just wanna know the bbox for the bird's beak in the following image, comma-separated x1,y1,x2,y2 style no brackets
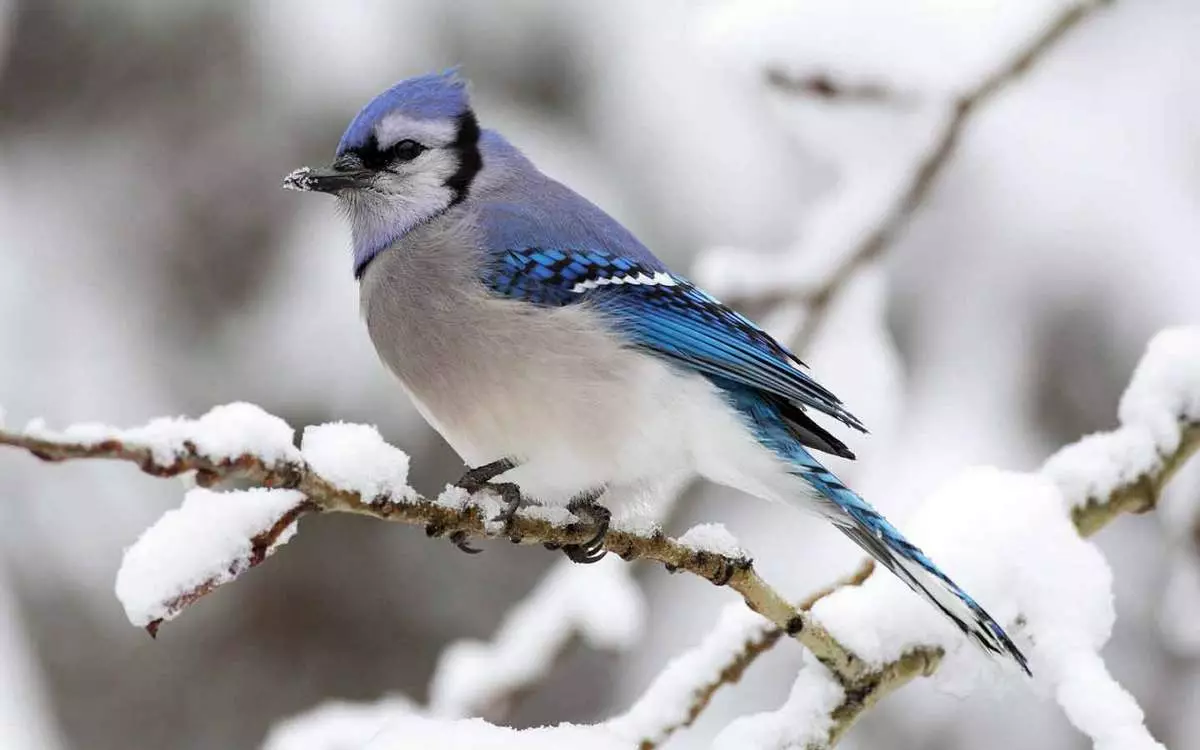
282,163,371,194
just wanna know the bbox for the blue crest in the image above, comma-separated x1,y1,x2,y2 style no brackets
337,67,470,155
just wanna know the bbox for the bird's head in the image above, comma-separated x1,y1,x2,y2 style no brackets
284,68,483,270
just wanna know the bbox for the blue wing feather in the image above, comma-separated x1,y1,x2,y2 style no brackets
480,244,865,435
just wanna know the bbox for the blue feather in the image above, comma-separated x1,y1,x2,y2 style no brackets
479,244,864,433
722,381,1030,674
338,67,469,155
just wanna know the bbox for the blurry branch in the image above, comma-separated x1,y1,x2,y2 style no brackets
0,424,869,681
751,0,1108,352
764,70,903,104
632,560,875,749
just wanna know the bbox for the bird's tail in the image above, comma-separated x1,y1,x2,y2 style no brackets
796,465,1030,675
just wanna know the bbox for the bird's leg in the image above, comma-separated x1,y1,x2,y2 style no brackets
455,457,517,494
453,458,530,540
562,489,610,564
423,458,520,554
487,481,526,538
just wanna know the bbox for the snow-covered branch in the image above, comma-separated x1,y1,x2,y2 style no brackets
0,407,868,681
3,325,1196,749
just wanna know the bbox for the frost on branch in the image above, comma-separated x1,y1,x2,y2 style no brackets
115,487,307,634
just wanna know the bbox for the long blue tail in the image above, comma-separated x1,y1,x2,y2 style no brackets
721,381,1029,673
799,462,1030,674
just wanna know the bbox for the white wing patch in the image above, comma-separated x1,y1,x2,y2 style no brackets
571,272,678,294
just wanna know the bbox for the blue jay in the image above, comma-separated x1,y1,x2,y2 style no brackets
284,69,1028,673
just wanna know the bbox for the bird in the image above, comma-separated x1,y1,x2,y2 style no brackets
283,68,1029,674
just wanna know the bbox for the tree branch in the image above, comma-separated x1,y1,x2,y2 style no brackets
0,420,870,682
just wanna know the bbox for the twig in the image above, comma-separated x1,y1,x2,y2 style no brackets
630,560,876,749
764,70,904,103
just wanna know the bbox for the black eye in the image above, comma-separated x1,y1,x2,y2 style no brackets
389,139,426,162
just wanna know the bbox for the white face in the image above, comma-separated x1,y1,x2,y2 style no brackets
338,112,464,247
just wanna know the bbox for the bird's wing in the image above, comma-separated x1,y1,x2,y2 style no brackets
480,245,866,438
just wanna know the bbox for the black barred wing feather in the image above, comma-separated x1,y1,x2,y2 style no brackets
481,247,866,436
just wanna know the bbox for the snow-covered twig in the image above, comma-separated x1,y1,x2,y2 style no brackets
706,0,1107,352
0,409,869,681
609,561,875,749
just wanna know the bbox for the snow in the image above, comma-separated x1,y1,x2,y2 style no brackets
364,715,626,750
22,402,300,466
262,696,420,750
610,513,662,538
271,699,629,750
516,504,575,526
677,522,746,559
606,602,771,745
300,422,415,503
1117,327,1200,452
430,557,644,718
1043,327,1200,510
114,487,306,628
1041,429,1161,512
711,659,843,750
434,484,508,535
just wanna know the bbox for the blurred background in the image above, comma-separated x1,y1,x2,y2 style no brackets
1,0,1198,748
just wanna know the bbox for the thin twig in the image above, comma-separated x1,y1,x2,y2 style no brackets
634,560,876,749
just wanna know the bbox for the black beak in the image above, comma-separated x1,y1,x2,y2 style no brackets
282,162,371,194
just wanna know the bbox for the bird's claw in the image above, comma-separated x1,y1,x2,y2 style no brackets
562,492,610,564
487,482,525,537
425,522,482,555
454,458,526,541
449,530,482,554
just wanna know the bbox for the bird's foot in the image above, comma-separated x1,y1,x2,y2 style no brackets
455,457,517,494
453,458,528,541
486,482,525,538
424,521,482,554
562,490,610,564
